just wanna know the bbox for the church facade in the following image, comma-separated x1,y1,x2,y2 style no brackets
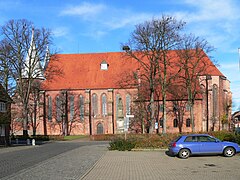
11,49,232,136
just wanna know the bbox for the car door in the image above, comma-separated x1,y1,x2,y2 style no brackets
198,136,222,153
183,136,200,154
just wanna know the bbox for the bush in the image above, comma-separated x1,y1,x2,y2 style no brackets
209,131,239,143
108,138,136,151
108,131,240,151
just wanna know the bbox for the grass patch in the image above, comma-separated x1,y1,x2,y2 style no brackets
63,135,89,141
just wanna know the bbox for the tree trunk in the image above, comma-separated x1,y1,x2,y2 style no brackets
142,119,145,134
190,103,195,132
162,93,167,134
149,91,155,133
33,101,37,136
23,103,29,137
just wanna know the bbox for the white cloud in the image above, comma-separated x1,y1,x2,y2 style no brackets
103,12,152,30
58,0,240,52
183,0,240,21
59,2,155,39
60,2,106,18
175,0,240,53
52,27,69,37
219,63,239,70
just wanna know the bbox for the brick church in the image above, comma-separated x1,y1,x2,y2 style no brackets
11,36,232,136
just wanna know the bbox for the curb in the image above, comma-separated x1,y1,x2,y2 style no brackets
131,148,168,152
79,151,107,180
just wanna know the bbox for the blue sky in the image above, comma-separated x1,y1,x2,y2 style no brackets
0,0,240,111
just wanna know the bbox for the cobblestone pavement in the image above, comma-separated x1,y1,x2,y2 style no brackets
0,141,108,180
1,142,240,180
82,151,240,180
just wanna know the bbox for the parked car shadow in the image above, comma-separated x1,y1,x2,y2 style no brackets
165,150,175,157
165,150,224,158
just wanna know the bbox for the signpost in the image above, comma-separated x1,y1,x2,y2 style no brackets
124,114,134,140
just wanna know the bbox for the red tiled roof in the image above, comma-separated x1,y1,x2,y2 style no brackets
42,52,139,90
42,51,224,91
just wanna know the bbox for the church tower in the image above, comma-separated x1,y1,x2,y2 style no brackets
19,28,48,136
22,28,45,80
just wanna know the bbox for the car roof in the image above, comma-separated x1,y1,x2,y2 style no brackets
182,134,210,137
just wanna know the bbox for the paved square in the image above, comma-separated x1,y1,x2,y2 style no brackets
82,151,240,180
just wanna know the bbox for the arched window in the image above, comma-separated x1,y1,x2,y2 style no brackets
79,95,84,121
186,103,190,112
56,96,61,122
126,94,131,115
173,119,178,128
70,95,74,121
47,96,52,121
212,84,218,119
159,104,163,112
97,123,104,134
186,118,191,127
0,102,6,112
116,94,123,118
102,94,107,116
92,93,98,117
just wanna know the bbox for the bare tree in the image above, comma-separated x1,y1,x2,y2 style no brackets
168,84,189,133
176,34,215,132
0,19,53,137
123,16,185,133
0,40,15,94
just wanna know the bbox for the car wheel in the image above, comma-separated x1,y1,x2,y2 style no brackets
223,147,235,157
178,149,190,159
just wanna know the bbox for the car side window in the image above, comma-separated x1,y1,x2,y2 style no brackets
207,137,216,142
198,136,215,142
184,136,197,142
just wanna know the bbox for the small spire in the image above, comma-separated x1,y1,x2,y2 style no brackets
43,46,50,70
22,27,45,80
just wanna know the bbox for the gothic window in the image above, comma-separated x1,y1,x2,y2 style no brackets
47,96,52,121
92,93,98,117
212,84,218,119
186,118,191,127
79,95,84,121
56,96,61,122
0,125,5,136
102,94,107,116
116,95,123,118
97,123,104,134
126,94,131,115
159,104,163,112
0,102,6,112
70,95,74,121
186,103,190,112
173,119,178,128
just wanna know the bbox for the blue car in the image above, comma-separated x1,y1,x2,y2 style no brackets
168,134,240,159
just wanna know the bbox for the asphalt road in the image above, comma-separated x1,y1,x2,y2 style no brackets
0,141,108,179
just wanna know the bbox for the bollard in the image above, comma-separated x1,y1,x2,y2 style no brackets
27,139,31,145
32,139,35,146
